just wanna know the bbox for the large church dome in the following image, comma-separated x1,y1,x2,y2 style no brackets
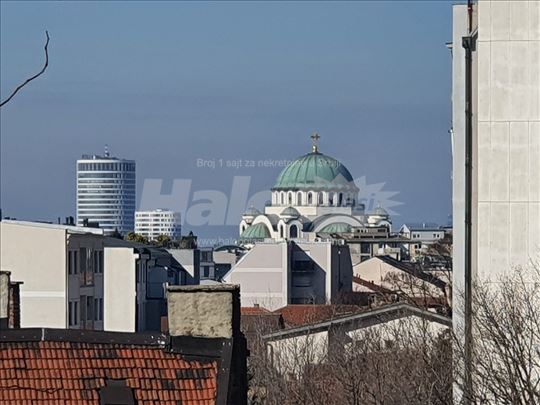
273,151,357,192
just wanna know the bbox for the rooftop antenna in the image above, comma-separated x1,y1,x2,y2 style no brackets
104,144,110,158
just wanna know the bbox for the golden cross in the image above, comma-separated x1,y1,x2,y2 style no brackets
311,132,320,153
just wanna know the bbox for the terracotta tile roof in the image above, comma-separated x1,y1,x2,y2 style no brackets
0,329,219,405
240,306,272,316
273,305,364,328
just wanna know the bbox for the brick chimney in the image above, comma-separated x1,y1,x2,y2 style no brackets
0,271,22,330
166,284,247,405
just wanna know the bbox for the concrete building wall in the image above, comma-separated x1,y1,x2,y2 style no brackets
0,222,67,328
103,247,137,332
223,243,289,310
474,0,540,278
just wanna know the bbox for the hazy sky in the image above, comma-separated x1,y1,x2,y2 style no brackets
1,1,454,242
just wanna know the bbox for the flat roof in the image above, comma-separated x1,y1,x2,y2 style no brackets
1,220,104,235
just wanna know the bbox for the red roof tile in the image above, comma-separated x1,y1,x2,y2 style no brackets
0,339,218,404
273,304,364,328
240,306,271,315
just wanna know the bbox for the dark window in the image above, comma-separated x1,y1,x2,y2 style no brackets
203,266,210,278
293,260,314,272
94,298,103,321
290,225,298,239
79,248,87,272
99,379,135,405
69,301,79,326
68,251,77,275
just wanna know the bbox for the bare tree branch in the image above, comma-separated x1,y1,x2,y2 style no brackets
0,30,50,108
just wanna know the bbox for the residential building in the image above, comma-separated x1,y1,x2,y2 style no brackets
452,0,539,284
76,148,136,234
451,1,539,400
0,284,248,405
223,240,352,310
0,220,186,332
399,223,448,259
199,246,215,279
134,209,182,241
353,255,449,310
264,302,451,374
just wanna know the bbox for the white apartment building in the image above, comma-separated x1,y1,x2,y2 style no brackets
452,0,539,289
223,240,352,310
452,1,539,400
0,220,186,332
76,148,136,235
135,209,182,241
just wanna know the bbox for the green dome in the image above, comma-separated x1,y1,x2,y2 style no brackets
243,206,261,217
281,206,300,218
273,152,357,191
240,223,271,240
319,222,352,233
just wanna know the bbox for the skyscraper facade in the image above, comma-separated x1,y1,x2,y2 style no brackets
76,148,136,234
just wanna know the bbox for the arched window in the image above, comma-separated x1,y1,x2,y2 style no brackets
279,225,284,238
318,192,324,205
280,192,285,205
307,193,313,205
338,193,343,206
288,192,293,205
290,225,298,238
297,192,303,206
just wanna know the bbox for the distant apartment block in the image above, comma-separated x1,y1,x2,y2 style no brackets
0,220,187,332
223,240,352,310
135,209,181,241
76,148,136,234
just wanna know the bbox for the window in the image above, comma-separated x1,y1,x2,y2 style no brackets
297,192,302,205
99,380,135,405
93,251,104,274
69,301,79,326
68,251,78,275
290,225,298,238
94,298,103,321
80,248,87,272
203,266,210,278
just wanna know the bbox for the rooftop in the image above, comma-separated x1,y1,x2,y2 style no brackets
0,328,222,404
0,219,104,235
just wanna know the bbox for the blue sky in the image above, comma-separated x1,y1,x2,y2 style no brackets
1,1,454,240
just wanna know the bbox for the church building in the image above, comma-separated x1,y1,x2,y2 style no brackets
239,133,392,245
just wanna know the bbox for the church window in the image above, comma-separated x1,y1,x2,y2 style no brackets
318,192,323,205
297,192,302,205
307,193,313,205
290,225,298,238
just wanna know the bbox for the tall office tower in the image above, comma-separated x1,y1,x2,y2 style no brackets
135,209,182,241
76,146,136,234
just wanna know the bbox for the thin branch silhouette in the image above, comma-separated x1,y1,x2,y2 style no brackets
0,30,50,108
